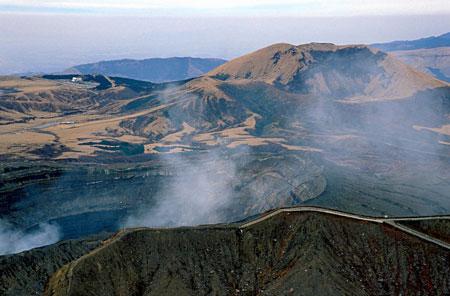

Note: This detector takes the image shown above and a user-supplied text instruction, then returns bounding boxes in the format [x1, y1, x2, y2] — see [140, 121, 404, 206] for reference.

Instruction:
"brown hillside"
[208, 42, 445, 101]
[1, 42, 450, 254]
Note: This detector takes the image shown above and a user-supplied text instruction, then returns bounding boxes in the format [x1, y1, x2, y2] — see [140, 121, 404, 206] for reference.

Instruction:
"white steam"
[125, 149, 237, 227]
[0, 220, 60, 256]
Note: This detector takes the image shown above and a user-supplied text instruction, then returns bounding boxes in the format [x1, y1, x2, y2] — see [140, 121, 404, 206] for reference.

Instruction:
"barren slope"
[44, 210, 450, 296]
[208, 43, 445, 101]
[1, 42, 450, 249]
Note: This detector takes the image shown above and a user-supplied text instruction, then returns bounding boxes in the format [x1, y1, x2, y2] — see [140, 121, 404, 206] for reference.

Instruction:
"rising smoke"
[124, 84, 247, 228]
[0, 220, 60, 256]
[124, 149, 239, 227]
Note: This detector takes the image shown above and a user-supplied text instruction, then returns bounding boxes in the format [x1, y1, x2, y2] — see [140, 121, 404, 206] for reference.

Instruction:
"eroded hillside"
[42, 209, 450, 296]
[1, 42, 450, 249]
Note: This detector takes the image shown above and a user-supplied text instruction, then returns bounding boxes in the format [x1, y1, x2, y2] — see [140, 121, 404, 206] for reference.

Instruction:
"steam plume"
[0, 220, 60, 256]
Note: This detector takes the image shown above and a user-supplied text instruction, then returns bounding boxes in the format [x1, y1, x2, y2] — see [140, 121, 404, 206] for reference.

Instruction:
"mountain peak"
[208, 43, 377, 83]
[207, 42, 443, 101]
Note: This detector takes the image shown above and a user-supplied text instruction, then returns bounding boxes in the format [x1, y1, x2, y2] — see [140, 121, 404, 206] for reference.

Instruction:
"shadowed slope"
[1, 42, 450, 253]
[208, 42, 445, 101]
[391, 47, 450, 83]
[0, 233, 110, 296]
[44, 209, 450, 296]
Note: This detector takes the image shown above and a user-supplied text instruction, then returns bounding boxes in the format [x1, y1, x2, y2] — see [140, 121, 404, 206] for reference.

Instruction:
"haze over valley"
[1, 2, 450, 295]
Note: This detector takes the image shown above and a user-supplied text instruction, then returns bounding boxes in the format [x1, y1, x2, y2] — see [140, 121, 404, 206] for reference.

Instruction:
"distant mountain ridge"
[1, 41, 450, 254]
[390, 47, 450, 82]
[371, 32, 450, 82]
[65, 57, 227, 83]
[371, 32, 450, 52]
[2, 42, 450, 295]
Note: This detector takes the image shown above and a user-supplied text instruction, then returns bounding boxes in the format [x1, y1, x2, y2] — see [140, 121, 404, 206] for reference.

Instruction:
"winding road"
[239, 206, 450, 250]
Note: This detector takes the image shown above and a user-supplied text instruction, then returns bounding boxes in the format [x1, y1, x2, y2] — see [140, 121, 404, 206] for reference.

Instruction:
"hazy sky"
[0, 1, 449, 74]
[1, 0, 450, 16]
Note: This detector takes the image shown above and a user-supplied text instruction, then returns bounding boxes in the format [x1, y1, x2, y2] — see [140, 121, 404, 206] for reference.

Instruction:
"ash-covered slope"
[0, 233, 110, 296]
[1, 153, 325, 240]
[1, 42, 450, 252]
[43, 209, 450, 296]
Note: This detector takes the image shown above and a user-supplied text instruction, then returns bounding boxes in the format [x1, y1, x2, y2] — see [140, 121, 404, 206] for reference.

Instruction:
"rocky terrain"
[2, 208, 449, 296]
[399, 218, 450, 244]
[0, 232, 110, 296]
[4, 208, 445, 296]
[0, 152, 325, 240]
[1, 42, 450, 253]
[1, 40, 450, 295]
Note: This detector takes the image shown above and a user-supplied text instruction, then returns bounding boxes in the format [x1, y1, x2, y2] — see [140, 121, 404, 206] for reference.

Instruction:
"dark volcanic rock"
[399, 219, 450, 244]
[0, 233, 110, 296]
[0, 153, 325, 239]
[44, 211, 450, 296]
